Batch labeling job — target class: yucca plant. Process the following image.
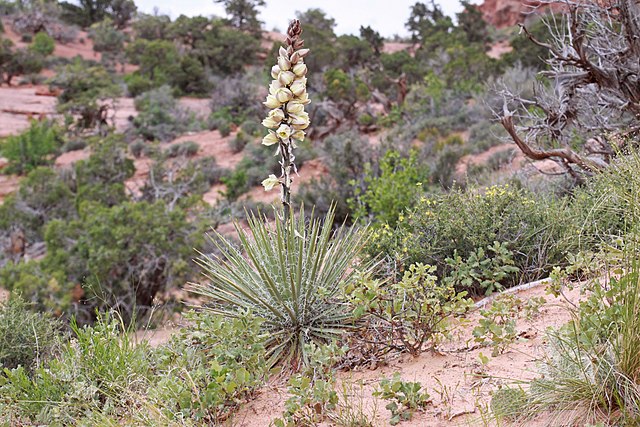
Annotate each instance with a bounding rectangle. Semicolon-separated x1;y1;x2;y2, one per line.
187;205;369;369
189;20;370;370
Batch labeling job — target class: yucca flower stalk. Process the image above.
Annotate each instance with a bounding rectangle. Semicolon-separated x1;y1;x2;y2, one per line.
261;19;310;222
189;20;370;371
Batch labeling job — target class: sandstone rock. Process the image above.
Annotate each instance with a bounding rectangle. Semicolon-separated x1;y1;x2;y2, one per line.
478;0;563;28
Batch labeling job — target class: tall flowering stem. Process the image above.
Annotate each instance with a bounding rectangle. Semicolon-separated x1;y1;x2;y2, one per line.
261;20;310;222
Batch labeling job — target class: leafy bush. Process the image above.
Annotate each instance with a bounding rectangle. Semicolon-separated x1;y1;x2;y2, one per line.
73;135;134;206
187;206;372;369
370;184;572;285
164;140;199;158
0;296;60;372
123;72;155;97
0;314;152;425
0;119;64;174
49;58;121;131
350;149;428;226
444;241;519;296
28;31;55;56
2;48;43;85
473;294;521;356
150;311;268;424
274;343;344;427
373;372;431;425
42;200;195;325
131;85;200;142
0;167;75;243
344;263;472;357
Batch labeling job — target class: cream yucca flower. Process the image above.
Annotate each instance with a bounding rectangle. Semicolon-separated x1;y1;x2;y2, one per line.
262;131;279;146
278;71;295;86
264;94;281;109
275;87;294;103
261;174;280;191
261;19;311;210
276;123;293;139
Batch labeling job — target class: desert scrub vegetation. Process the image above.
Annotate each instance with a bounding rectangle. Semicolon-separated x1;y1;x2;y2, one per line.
49;58;122;133
130;85;201;142
343;264;473;358
0;309;268;426
0;119;65;174
368;184;573;291
0;296;61;372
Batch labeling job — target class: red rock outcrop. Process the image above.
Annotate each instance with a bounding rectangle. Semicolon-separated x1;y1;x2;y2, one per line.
478;0;563;28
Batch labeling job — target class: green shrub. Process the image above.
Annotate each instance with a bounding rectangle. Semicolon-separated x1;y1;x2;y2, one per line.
370;184;572;285
357;112;375;126
0;296;61;372
568;152;640;249
0;314;152;425
218;121;231;137
1;119;64;174
300;130;375;224
230;130;249;153
49;58;121;131
124;72;155;97
129;139;145;157
274;343;344;427
28;32;55;56
42;200;195;325
220;168;248;200
150;311;268;424
350;149;428;227
472;294;520;356
187;206;372;369
165;140;199;157
373;372;430;425
240;120;261;137
0;167;75;244
132;85;200;142
444;241;520;296
61;138;86;152
344;263;473;357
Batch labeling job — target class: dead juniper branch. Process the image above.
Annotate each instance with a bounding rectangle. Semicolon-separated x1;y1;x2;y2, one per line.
498;0;640;181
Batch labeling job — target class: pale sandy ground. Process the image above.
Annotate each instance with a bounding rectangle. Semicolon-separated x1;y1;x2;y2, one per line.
228;281;580;427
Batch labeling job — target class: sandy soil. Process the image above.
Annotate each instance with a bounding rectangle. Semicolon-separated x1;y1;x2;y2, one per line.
487;40;513;60
231;282;580;427
1;18;97;62
0;86;59;137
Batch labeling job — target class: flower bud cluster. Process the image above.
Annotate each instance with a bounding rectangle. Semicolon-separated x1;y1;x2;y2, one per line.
261;46;311;148
261;20;310;194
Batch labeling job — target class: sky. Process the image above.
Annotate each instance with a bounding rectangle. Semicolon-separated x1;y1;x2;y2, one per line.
133;0;481;38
